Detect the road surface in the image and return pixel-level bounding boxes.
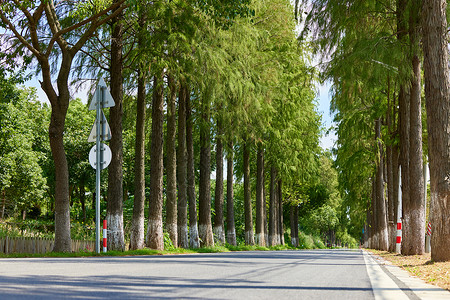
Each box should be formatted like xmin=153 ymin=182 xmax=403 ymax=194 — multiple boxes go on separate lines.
xmin=0 ymin=249 xmax=447 ymax=299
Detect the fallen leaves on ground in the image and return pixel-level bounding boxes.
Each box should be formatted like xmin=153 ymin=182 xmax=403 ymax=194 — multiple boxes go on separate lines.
xmin=367 ymin=249 xmax=449 ymax=291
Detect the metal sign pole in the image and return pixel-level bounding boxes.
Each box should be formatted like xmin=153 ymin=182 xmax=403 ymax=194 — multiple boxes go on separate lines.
xmin=88 ymin=78 xmax=114 ymax=254
xmin=95 ymin=86 xmax=102 ymax=254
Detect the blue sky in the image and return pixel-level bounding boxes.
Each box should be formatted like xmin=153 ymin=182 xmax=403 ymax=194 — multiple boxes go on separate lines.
xmin=317 ymin=81 xmax=336 ymax=151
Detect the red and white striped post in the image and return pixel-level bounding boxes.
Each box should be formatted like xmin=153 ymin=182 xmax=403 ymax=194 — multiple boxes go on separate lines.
xmin=425 ymin=222 xmax=431 ymax=253
xmin=103 ymin=220 xmax=107 ymax=253
xmin=396 ymin=221 xmax=402 ymax=253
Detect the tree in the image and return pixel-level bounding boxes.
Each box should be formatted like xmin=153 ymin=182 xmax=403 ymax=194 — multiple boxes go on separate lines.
xmin=0 ymin=0 xmax=126 ymax=251
xmin=198 ymin=86 xmax=214 ymax=247
xmin=255 ymin=144 xmax=266 ymax=246
xmin=186 ymin=88 xmax=200 ymax=248
xmin=213 ymin=119 xmax=225 ymax=244
xmin=0 ymin=74 xmax=48 ymax=219
xmin=302 ymin=0 xmax=429 ymax=253
xmin=375 ymin=118 xmax=388 ymax=250
xmin=177 ymin=79 xmax=189 ymax=248
xmin=129 ymin=67 xmax=147 ymax=250
xmin=421 ymin=0 xmax=450 ymax=262
xmin=401 ymin=0 xmax=425 ymax=255
xmin=147 ymin=71 xmax=165 ymax=250
xmin=226 ymin=141 xmax=237 ymax=246
xmin=166 ymin=74 xmax=178 ymax=248
xmin=107 ymin=0 xmax=126 ymax=252
xmin=242 ymin=139 xmax=254 ymax=245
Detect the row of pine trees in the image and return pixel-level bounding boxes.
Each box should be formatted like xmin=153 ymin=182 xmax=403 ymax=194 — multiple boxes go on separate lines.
xmin=301 ymin=0 xmax=449 ymax=261
xmin=1 ymin=1 xmax=322 ymax=252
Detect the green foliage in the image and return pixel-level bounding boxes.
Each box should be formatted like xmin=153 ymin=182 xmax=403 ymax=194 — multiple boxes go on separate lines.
xmin=0 ymin=74 xmax=48 ymax=217
xmin=164 ymin=232 xmax=176 ymax=251
xmin=302 ymin=0 xmax=430 ymax=245
xmin=335 ymin=230 xmax=359 ymax=249
xmin=72 ymin=0 xmax=113 ymax=19
xmin=70 ymin=221 xmax=95 ymax=241
xmin=0 ymin=219 xmax=54 ymax=238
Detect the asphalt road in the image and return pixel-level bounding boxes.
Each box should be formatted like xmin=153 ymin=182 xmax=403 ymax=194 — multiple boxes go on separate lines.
xmin=0 ymin=249 xmax=444 ymax=299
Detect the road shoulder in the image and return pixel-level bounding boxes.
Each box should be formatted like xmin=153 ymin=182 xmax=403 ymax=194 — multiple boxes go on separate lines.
xmin=364 ymin=250 xmax=450 ymax=300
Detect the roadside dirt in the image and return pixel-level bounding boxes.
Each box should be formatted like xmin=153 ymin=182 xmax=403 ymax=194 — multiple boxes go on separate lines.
xmin=367 ymin=249 xmax=449 ymax=291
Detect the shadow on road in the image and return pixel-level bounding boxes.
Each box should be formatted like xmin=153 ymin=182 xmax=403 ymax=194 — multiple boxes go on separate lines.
xmin=0 ymin=273 xmax=374 ymax=299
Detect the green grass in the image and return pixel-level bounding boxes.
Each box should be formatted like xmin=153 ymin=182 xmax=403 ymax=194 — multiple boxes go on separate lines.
xmin=0 ymin=242 xmax=319 ymax=259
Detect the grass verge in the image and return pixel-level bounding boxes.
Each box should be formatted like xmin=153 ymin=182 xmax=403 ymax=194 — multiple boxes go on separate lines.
xmin=366 ymin=249 xmax=450 ymax=291
xmin=0 ymin=243 xmax=321 ymax=259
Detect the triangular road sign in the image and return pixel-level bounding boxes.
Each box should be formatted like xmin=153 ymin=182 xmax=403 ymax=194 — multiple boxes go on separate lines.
xmin=88 ymin=110 xmax=112 ymax=142
xmin=88 ymin=78 xmax=115 ymax=110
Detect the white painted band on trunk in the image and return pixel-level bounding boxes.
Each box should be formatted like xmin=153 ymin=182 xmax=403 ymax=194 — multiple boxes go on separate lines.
xmin=213 ymin=226 xmax=225 ymax=244
xmin=291 ymin=237 xmax=298 ymax=246
xmin=189 ymin=226 xmax=199 ymax=248
xmin=106 ymin=213 xmax=125 ymax=250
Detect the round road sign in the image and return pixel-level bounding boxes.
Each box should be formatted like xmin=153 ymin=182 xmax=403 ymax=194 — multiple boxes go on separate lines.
xmin=89 ymin=143 xmax=112 ymax=170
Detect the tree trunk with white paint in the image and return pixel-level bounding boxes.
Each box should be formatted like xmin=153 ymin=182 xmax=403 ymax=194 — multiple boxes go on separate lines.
xmin=177 ymin=80 xmax=189 ymax=249
xmin=130 ymin=68 xmax=146 ymax=250
xmin=226 ymin=142 xmax=237 ymax=246
xmin=213 ymin=120 xmax=225 ymax=245
xmin=165 ymin=74 xmax=178 ymax=248
xmin=147 ymin=73 xmax=165 ymax=250
xmin=186 ymin=89 xmax=199 ymax=249
xmin=422 ymin=0 xmax=450 ymax=262
xmin=243 ymin=140 xmax=254 ymax=245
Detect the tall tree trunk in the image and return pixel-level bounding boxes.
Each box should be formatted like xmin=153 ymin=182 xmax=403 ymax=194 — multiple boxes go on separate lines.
xmin=49 ymin=100 xmax=71 ymax=252
xmin=226 ymin=141 xmax=237 ymax=246
xmin=130 ymin=68 xmax=146 ymax=250
xmin=422 ymin=0 xmax=450 ymax=261
xmin=43 ymin=54 xmax=72 ymax=252
xmin=147 ymin=72 xmax=164 ymax=250
xmin=399 ymin=85 xmax=410 ymax=254
xmin=186 ymin=88 xmax=199 ymax=249
xmin=386 ymin=82 xmax=396 ymax=252
xmin=213 ymin=120 xmax=225 ymax=244
xmin=243 ymin=140 xmax=254 ymax=245
xmin=290 ymin=204 xmax=299 ymax=247
xmin=402 ymin=5 xmax=425 ymax=255
xmin=268 ymin=166 xmax=278 ymax=246
xmin=198 ymin=96 xmax=214 ymax=247
xmin=165 ymin=74 xmax=178 ymax=248
xmin=255 ymin=144 xmax=266 ymax=246
xmin=375 ymin=118 xmax=389 ymax=251
xmin=278 ymin=179 xmax=284 ymax=245
xmin=403 ymin=55 xmax=425 ymax=255
xmin=107 ymin=5 xmax=125 ymax=251
xmin=397 ymin=0 xmax=411 ymax=256
xmin=177 ymin=80 xmax=188 ymax=249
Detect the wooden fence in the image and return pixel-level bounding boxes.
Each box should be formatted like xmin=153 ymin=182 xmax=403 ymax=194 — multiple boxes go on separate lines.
xmin=0 ymin=237 xmax=95 ymax=254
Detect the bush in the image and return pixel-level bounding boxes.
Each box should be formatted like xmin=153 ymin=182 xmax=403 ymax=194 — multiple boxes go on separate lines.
xmin=336 ymin=230 xmax=359 ymax=248
xmin=71 ymin=221 xmax=95 ymax=241
xmin=298 ymin=233 xmax=315 ymax=249
xmin=313 ymin=236 xmax=326 ymax=249
xmin=163 ymin=232 xmax=175 ymax=251
xmin=0 ymin=219 xmax=54 ymax=238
